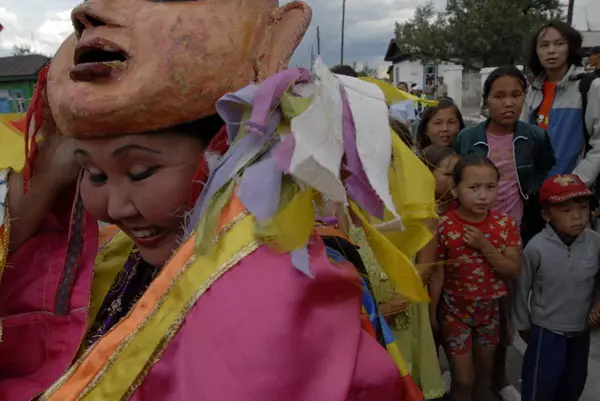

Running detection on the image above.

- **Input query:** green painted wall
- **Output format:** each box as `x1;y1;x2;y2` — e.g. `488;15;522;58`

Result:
0;80;35;99
0;79;35;113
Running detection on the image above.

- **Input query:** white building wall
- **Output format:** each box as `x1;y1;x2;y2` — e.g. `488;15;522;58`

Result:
439;63;464;107
393;60;463;104
394;60;423;88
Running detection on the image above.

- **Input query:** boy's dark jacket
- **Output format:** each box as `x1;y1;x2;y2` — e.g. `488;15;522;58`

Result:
453;119;556;243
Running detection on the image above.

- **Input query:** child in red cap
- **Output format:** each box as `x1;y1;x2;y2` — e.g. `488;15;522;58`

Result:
514;174;600;401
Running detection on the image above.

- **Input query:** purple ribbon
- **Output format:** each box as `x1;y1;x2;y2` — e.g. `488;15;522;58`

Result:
339;86;384;219
246;68;311;136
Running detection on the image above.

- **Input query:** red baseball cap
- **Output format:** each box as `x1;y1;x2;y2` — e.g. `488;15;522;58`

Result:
539;174;594;204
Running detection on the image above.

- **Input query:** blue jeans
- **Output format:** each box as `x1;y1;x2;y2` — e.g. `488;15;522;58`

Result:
521;325;589;401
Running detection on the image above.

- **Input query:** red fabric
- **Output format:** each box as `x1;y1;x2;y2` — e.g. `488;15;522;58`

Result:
536;81;556;129
539;174;593;204
189;125;229;207
437;209;520;301
440;295;500;355
360;313;377;339
9;118;27;135
23;62;51;193
397;374;424;401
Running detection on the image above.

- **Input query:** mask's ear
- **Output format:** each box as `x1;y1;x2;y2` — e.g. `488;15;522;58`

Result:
255;1;311;81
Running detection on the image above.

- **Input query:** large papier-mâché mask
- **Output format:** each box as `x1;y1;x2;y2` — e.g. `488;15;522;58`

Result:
47;0;311;138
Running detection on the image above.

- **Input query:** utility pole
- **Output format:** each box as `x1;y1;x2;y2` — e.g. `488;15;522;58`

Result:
317;26;321;56
310;44;315;70
340;0;346;65
567;0;575;26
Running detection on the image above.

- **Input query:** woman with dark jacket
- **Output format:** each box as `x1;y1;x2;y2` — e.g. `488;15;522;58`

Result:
454;66;555;243
453;66;555;401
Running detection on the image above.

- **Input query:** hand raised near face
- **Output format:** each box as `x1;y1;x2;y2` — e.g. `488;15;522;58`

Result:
463;225;489;251
33;119;79;189
30;85;80;190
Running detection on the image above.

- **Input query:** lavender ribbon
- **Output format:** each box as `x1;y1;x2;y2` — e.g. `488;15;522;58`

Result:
246;68;311;136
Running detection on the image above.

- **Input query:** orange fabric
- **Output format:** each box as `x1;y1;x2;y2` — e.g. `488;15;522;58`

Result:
536;81;556;130
313;225;356;246
217;193;246;229
98;225;121;246
47;236;195;400
47;198;245;400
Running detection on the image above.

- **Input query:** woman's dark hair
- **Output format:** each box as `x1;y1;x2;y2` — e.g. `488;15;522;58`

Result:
397;81;408;88
416;98;465;150
389;118;414;148
421;145;458;171
482;65;528;102
452;153;500;185
171;113;224;148
525;20;583;76
330;65;358;77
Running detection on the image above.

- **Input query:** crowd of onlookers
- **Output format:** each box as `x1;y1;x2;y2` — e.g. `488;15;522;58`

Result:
333;20;600;401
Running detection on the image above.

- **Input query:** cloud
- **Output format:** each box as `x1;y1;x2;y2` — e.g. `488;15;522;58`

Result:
0;5;75;56
288;0;420;70
1;0;599;75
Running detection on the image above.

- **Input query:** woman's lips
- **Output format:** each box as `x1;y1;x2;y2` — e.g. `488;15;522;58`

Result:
129;227;167;247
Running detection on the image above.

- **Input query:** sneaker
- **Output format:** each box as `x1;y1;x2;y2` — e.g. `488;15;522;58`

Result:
499;385;521;401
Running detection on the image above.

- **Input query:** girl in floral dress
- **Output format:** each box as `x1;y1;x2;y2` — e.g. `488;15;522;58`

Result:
433;154;521;401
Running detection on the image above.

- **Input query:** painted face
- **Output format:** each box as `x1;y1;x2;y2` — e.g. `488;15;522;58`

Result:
590;53;600;69
75;131;204;266
433;154;459;201
536;27;569;73
544;198;590;239
426;107;461;147
397;83;409;92
47;0;311;138
486;76;525;127
453;165;498;219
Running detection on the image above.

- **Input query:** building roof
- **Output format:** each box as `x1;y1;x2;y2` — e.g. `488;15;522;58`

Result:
384;39;410;63
582;31;600;49
0;54;50;78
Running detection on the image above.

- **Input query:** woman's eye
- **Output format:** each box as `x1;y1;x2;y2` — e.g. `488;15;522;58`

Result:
129;166;160;182
86;170;107;184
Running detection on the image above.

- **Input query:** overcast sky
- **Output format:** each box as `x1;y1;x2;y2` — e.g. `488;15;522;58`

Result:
1;0;599;74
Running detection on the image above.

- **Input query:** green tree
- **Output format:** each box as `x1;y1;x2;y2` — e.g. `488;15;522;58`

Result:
395;0;564;69
352;61;379;77
12;45;33;56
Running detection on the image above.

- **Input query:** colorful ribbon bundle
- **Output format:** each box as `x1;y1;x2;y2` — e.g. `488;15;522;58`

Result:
190;59;438;302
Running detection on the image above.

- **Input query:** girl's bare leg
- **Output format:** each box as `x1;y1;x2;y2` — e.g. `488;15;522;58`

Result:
447;350;475;401
473;342;496;401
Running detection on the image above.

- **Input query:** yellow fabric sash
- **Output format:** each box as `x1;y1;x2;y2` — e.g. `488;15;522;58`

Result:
42;199;258;400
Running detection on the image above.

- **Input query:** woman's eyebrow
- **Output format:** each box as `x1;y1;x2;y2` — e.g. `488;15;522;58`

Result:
111;144;162;157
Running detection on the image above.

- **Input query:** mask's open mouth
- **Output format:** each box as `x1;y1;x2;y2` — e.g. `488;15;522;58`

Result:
71;40;129;81
74;43;128;66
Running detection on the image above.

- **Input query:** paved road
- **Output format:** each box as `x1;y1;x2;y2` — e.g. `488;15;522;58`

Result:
509;332;600;401
437;331;599;400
